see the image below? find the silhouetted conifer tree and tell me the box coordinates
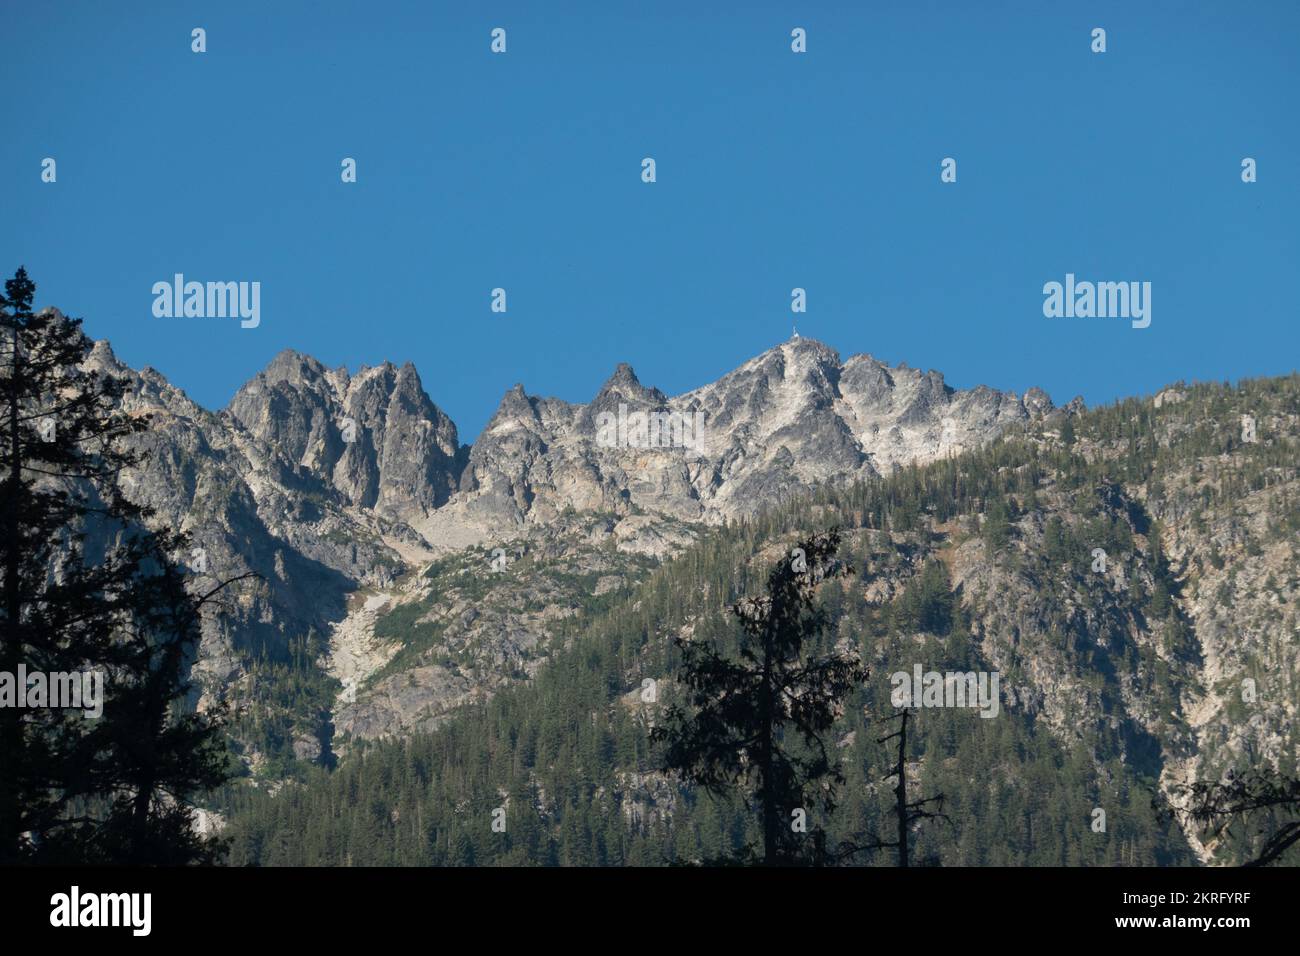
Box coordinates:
[1164,769,1300,866]
[651,529,866,865]
[0,266,245,864]
[863,708,947,867]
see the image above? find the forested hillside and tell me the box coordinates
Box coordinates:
[218,374,1300,866]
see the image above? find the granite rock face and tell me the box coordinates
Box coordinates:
[58,315,1297,867]
[433,337,1061,544]
[76,329,1066,764]
[227,350,464,523]
[81,341,422,744]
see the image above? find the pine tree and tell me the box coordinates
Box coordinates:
[0,267,243,864]
[651,529,866,865]
[865,708,946,867]
[1164,770,1300,866]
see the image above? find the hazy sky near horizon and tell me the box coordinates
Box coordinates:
[4,1,1298,442]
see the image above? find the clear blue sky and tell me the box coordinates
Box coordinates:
[4,1,1297,443]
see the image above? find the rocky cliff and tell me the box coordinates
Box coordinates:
[75,323,1063,768]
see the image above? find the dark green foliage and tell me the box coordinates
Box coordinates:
[219,370,1300,866]
[1,267,237,864]
[1164,770,1300,866]
[651,530,866,865]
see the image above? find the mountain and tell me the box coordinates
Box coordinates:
[215,371,1300,867]
[53,310,1300,864]
[431,336,1064,543]
[226,350,464,523]
[73,323,1059,764]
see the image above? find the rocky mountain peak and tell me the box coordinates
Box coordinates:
[85,337,125,374]
[486,383,539,427]
[227,350,461,520]
[591,362,667,411]
[74,331,1074,554]
[60,322,1105,776]
[435,335,1073,540]
[1023,386,1056,418]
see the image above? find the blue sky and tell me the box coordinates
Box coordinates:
[4,1,1297,443]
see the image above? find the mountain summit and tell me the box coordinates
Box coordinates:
[72,326,1074,756]
[441,337,1066,539]
[227,349,464,522]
